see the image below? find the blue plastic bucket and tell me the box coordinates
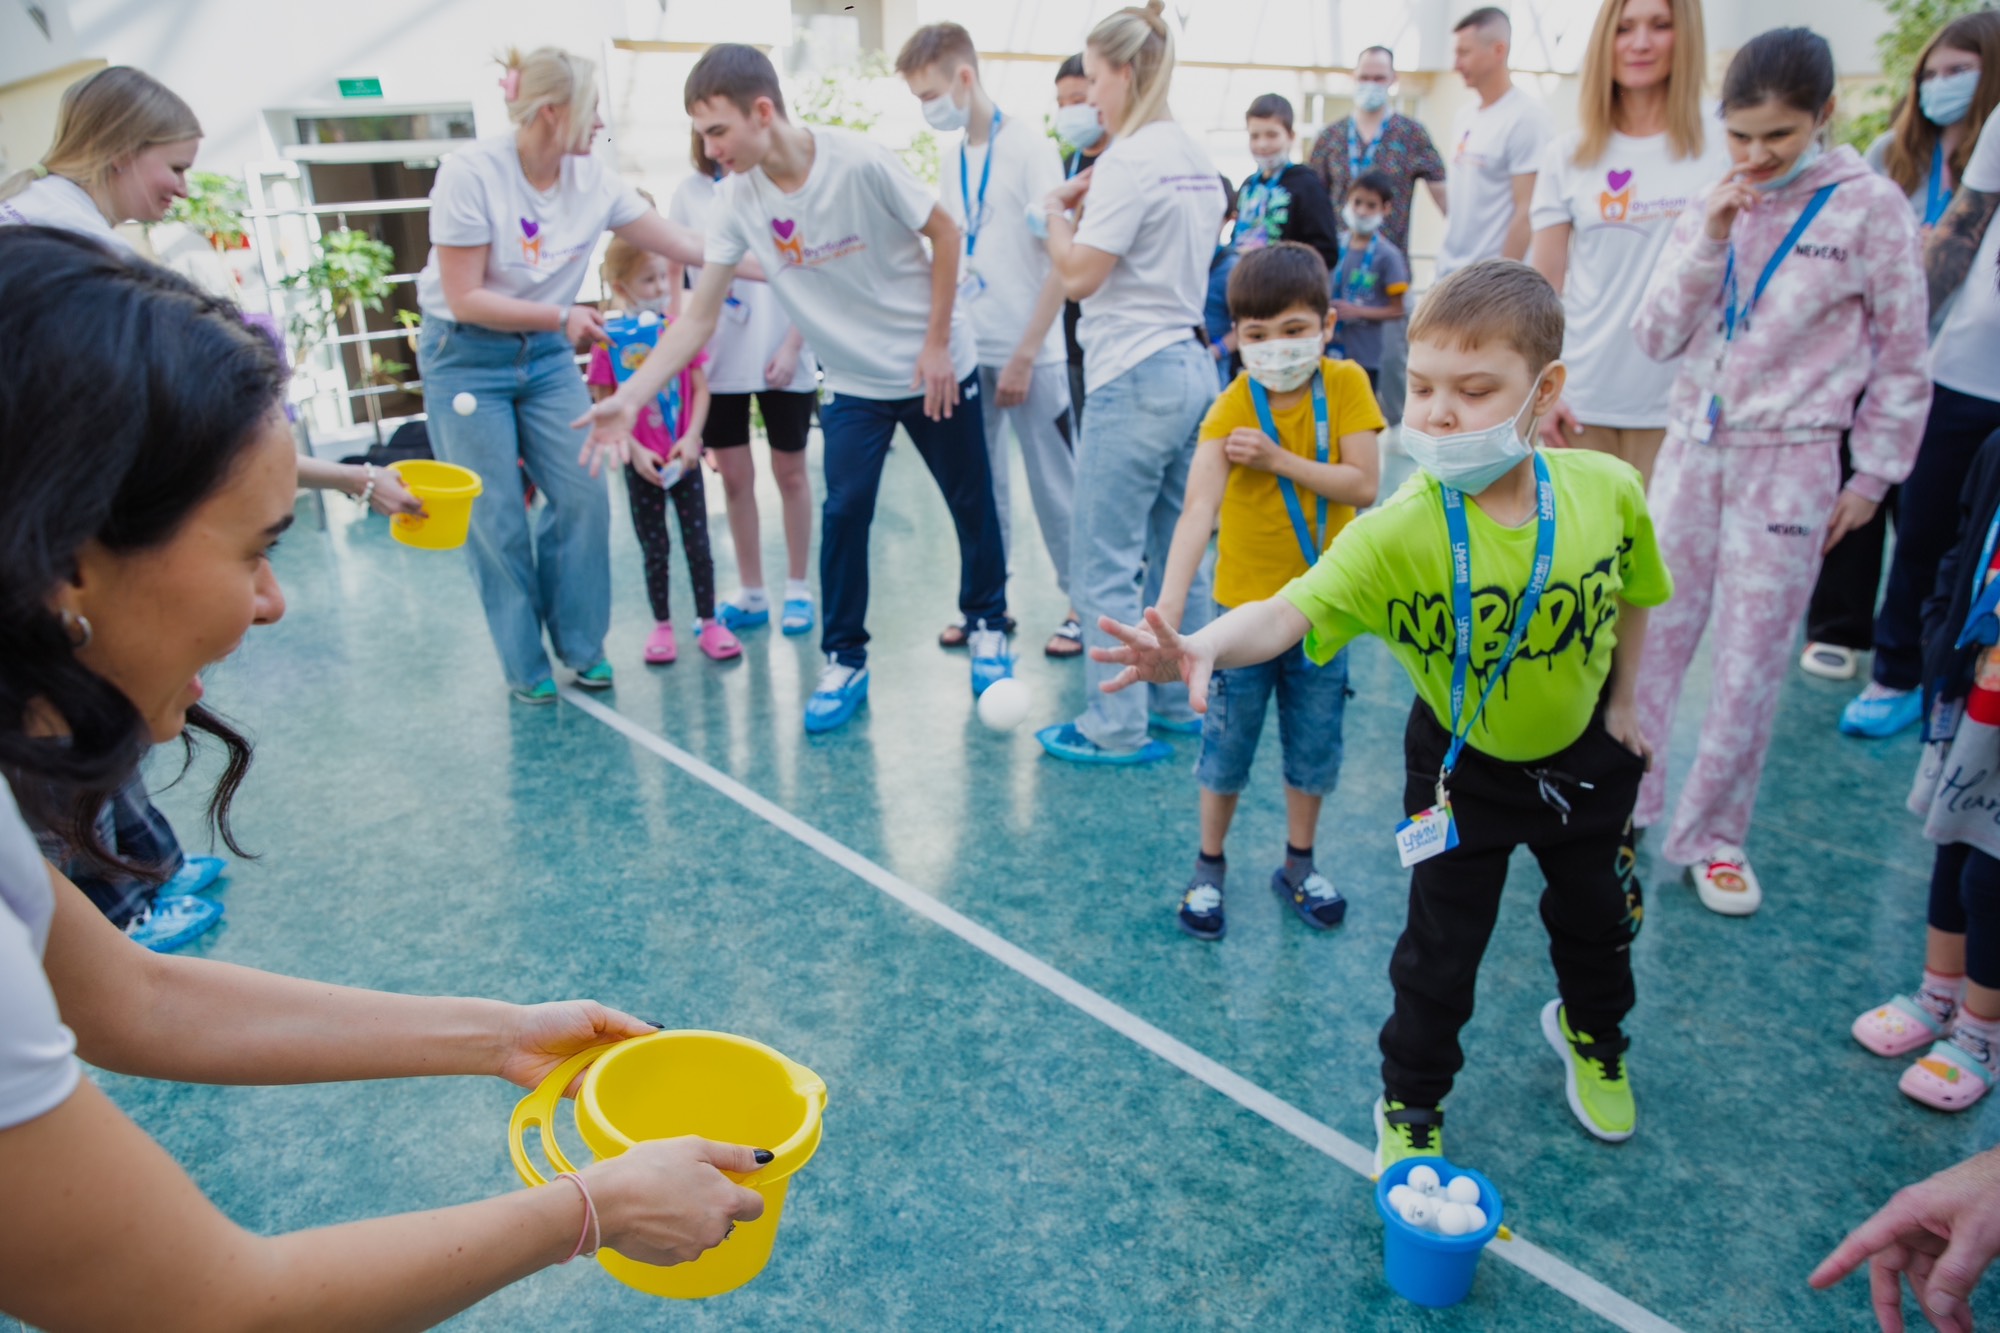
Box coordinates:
[1375,1156,1504,1308]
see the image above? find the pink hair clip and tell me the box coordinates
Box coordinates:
[498,68,522,102]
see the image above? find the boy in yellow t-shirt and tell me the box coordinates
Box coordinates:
[1098,260,1673,1169]
[1153,242,1383,943]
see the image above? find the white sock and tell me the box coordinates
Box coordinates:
[1859,681,1910,702]
[736,586,768,612]
[785,578,812,602]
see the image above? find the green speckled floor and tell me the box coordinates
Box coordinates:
[105,433,2000,1331]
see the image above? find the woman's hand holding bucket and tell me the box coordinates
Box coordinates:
[496,1000,661,1095]
[584,1139,772,1266]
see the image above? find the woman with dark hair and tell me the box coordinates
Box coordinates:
[0,227,763,1328]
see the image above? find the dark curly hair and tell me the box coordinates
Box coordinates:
[0,226,287,871]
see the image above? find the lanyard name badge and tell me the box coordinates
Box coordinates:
[1927,145,1954,230]
[1339,234,1378,302]
[958,108,1001,303]
[1396,451,1558,868]
[1347,120,1380,181]
[1699,183,1837,443]
[1248,370,1331,569]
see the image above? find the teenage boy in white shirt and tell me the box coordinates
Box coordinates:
[1436,6,1551,277]
[896,22,1084,662]
[577,43,1012,735]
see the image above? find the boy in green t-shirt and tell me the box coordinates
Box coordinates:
[1154,242,1383,942]
[1094,260,1673,1167]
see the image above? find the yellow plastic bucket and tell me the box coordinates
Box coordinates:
[508,1031,826,1300]
[387,459,483,550]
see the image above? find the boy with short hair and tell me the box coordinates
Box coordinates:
[1330,170,1410,395]
[581,43,1012,734]
[1233,95,1341,270]
[896,22,1081,661]
[1155,242,1382,941]
[1094,259,1672,1165]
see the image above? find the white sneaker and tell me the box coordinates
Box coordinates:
[1799,642,1859,681]
[1688,845,1761,916]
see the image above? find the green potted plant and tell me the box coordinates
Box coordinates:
[282,227,402,442]
[158,170,248,250]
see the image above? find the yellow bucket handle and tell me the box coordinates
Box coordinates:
[507,1044,613,1188]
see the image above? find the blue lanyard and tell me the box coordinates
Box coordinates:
[1338,234,1379,301]
[1722,184,1836,340]
[1957,509,2000,649]
[1927,145,1953,229]
[959,108,1002,258]
[1248,370,1331,568]
[1346,119,1381,179]
[1439,450,1557,783]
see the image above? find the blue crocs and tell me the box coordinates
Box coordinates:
[126,895,224,953]
[512,678,558,705]
[1149,711,1204,737]
[781,598,814,636]
[1272,867,1347,929]
[719,601,771,632]
[163,855,227,897]
[1839,688,1922,739]
[573,661,615,691]
[805,657,869,734]
[1035,722,1173,766]
[969,624,1014,698]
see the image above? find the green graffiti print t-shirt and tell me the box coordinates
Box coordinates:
[1279,448,1672,762]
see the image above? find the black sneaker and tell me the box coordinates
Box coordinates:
[1177,879,1225,940]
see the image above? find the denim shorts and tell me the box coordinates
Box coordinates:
[1194,636,1350,796]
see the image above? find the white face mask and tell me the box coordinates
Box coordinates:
[1253,150,1288,176]
[1355,83,1390,114]
[1055,103,1104,151]
[922,86,971,133]
[1239,335,1324,393]
[1402,373,1547,495]
[1341,205,1382,235]
[1755,140,1822,192]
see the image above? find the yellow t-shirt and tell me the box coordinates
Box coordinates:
[1201,360,1386,607]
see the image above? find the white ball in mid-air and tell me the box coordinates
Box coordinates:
[976,677,1031,732]
[452,391,477,416]
[637,309,660,326]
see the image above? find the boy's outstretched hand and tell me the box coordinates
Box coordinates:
[1092,608,1217,713]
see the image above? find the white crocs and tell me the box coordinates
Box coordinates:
[1689,846,1761,916]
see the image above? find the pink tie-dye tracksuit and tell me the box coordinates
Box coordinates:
[1628,144,1930,868]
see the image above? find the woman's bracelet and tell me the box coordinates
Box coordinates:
[555,1171,601,1263]
[354,462,377,510]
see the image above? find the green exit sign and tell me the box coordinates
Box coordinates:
[337,77,383,99]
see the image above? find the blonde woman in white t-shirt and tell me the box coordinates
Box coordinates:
[1032,1,1228,764]
[1528,0,1726,486]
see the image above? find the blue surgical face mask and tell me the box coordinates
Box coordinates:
[1922,68,1981,127]
[1401,373,1546,495]
[1756,140,1823,192]
[1055,103,1104,151]
[1355,83,1390,114]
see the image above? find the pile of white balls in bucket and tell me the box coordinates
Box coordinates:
[1386,1165,1488,1236]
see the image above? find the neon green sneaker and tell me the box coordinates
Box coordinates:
[1373,1096,1445,1174]
[1541,999,1635,1142]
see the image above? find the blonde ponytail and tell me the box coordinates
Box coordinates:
[1087,0,1175,139]
[0,67,200,203]
[498,47,599,153]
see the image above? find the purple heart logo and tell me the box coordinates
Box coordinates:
[1606,169,1633,192]
[519,218,541,239]
[770,218,797,241]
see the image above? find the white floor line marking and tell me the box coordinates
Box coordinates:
[561,688,1682,1333]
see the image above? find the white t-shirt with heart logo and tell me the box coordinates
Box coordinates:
[703,125,976,401]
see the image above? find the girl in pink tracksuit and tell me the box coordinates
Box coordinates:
[1630,27,1930,915]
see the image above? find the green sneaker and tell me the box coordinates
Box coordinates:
[1373,1096,1445,1174]
[573,660,615,691]
[1541,999,1635,1142]
[511,678,557,705]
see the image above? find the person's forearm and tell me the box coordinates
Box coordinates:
[1269,452,1378,507]
[448,287,567,334]
[1608,601,1649,708]
[95,953,516,1085]
[1156,499,1220,627]
[1192,597,1311,671]
[684,387,711,443]
[1426,178,1449,216]
[1014,267,1068,362]
[925,236,959,352]
[296,457,364,496]
[1351,303,1403,321]
[622,312,718,404]
[1044,217,1095,300]
[1501,208,1532,261]
[1926,186,1997,314]
[778,324,804,360]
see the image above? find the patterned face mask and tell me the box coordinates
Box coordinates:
[1239,335,1323,393]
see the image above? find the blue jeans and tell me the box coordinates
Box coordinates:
[817,373,1007,668]
[1194,638,1349,796]
[418,319,611,691]
[1073,339,1215,750]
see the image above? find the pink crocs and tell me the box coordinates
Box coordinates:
[644,621,678,665]
[1900,1032,1999,1111]
[1852,994,1953,1058]
[697,619,742,662]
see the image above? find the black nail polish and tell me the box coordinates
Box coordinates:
[645,1020,666,1029]
[754,1149,775,1164]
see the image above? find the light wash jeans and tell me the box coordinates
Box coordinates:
[1072,338,1215,751]
[418,318,611,691]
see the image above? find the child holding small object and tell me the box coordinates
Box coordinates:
[1153,242,1381,941]
[1329,171,1410,394]
[1092,260,1672,1168]
[586,237,739,664]
[1853,431,2000,1112]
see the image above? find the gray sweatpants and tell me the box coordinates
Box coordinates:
[978,360,1076,599]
